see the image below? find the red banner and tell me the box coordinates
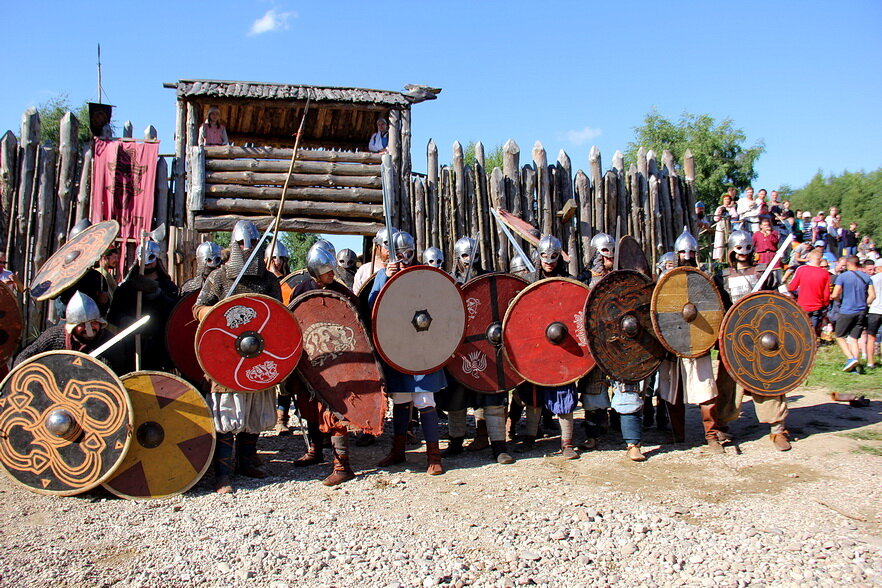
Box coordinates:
[91,139,160,243]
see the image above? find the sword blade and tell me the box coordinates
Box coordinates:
[90,315,151,358]
[225,224,275,299]
[489,208,536,273]
[752,233,794,293]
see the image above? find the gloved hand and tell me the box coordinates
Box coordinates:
[131,275,159,294]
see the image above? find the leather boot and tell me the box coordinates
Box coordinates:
[214,432,235,494]
[293,443,323,467]
[377,434,407,467]
[664,400,686,443]
[626,444,647,462]
[426,442,445,475]
[507,401,524,441]
[700,403,725,454]
[466,419,490,451]
[274,409,291,436]
[770,432,792,451]
[236,432,268,478]
[491,441,514,464]
[514,435,536,453]
[442,437,465,458]
[560,438,579,460]
[323,435,355,486]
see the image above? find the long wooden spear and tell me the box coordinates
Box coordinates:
[266,90,311,266]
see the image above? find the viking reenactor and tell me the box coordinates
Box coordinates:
[336,248,358,289]
[193,220,281,493]
[513,235,581,459]
[15,292,122,371]
[181,242,222,295]
[96,246,120,303]
[353,228,395,293]
[656,227,726,453]
[642,252,675,431]
[422,247,445,270]
[107,240,178,372]
[370,231,447,475]
[717,230,792,451]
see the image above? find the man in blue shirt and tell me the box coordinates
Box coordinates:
[832,256,876,371]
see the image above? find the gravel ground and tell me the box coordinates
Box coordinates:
[0,385,880,587]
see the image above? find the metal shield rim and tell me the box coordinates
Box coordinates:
[719,290,816,396]
[502,276,594,386]
[650,266,723,358]
[165,290,203,382]
[447,272,528,392]
[584,269,663,383]
[30,220,120,301]
[103,370,215,500]
[0,349,133,496]
[370,265,466,375]
[194,293,303,391]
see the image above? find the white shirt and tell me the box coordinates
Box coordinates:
[869,273,882,315]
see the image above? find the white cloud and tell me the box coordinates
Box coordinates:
[248,9,296,36]
[563,126,602,145]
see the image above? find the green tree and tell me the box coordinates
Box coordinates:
[463,141,505,170]
[36,94,93,146]
[787,169,882,238]
[626,109,765,205]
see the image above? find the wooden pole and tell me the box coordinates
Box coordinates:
[75,145,92,225]
[533,142,551,236]
[34,146,58,272]
[414,178,426,251]
[588,146,604,233]
[54,112,79,250]
[473,142,490,268]
[575,170,592,269]
[490,167,508,270]
[172,100,186,226]
[453,141,465,239]
[0,131,18,253]
[15,108,40,275]
[427,139,439,249]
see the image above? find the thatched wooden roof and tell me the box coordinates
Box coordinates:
[165,79,440,149]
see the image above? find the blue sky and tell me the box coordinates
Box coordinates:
[1,1,880,248]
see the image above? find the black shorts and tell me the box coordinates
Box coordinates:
[835,312,867,339]
[868,313,882,337]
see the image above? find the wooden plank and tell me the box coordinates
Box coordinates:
[194,215,383,235]
[33,146,57,273]
[54,112,79,250]
[205,158,380,176]
[203,145,382,163]
[172,100,186,226]
[205,183,381,203]
[187,146,205,228]
[203,198,383,220]
[204,170,382,189]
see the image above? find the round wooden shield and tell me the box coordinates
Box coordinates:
[289,290,386,435]
[0,282,22,363]
[165,290,202,382]
[0,350,132,496]
[502,278,595,387]
[651,266,724,358]
[282,269,312,292]
[103,371,215,500]
[719,291,816,396]
[356,272,377,329]
[446,273,528,392]
[584,270,665,383]
[371,266,466,375]
[617,235,650,275]
[196,294,303,391]
[30,220,120,301]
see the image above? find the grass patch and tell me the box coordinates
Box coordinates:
[803,344,882,398]
[841,429,882,441]
[856,445,882,456]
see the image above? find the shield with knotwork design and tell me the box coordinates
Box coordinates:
[446,273,528,393]
[196,294,303,391]
[0,350,132,496]
[502,277,595,387]
[288,290,386,435]
[719,291,815,396]
[103,371,215,500]
[29,220,120,301]
[0,283,22,363]
[651,266,724,358]
[165,290,202,383]
[372,266,466,375]
[585,270,666,383]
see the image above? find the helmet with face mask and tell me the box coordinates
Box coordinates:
[656,252,675,275]
[454,237,480,266]
[136,241,162,265]
[590,233,615,259]
[196,241,222,275]
[374,227,399,249]
[537,235,563,266]
[337,248,357,270]
[393,232,415,264]
[306,245,337,279]
[509,254,529,275]
[422,247,444,269]
[674,226,699,259]
[727,230,754,256]
[65,291,106,337]
[227,220,265,278]
[68,219,92,241]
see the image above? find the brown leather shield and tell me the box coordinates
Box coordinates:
[502,277,595,386]
[496,208,570,262]
[30,220,120,301]
[651,266,724,358]
[372,266,466,375]
[0,350,132,496]
[585,270,665,382]
[719,291,816,396]
[196,294,303,391]
[446,273,528,393]
[0,282,22,363]
[288,290,386,435]
[165,290,202,382]
[104,371,214,500]
[617,235,650,275]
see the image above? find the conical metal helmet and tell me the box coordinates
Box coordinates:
[136,241,162,265]
[306,245,336,279]
[509,254,529,275]
[314,239,335,257]
[727,230,754,256]
[656,252,675,274]
[374,227,398,248]
[231,220,260,249]
[65,291,103,326]
[537,235,562,264]
[590,233,615,258]
[337,248,357,269]
[393,232,415,263]
[196,241,222,273]
[423,247,444,268]
[674,225,699,258]
[454,237,480,264]
[264,240,289,261]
